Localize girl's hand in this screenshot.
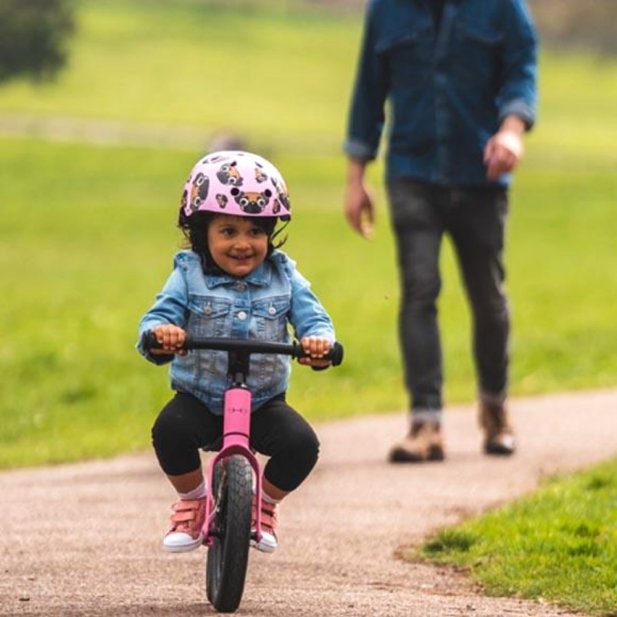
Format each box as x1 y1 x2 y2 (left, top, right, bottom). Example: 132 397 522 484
298 336 332 369
150 324 187 356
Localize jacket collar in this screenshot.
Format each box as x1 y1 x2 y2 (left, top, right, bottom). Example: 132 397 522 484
205 261 272 289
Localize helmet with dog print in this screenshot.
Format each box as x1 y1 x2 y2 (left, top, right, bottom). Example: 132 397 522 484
180 151 291 220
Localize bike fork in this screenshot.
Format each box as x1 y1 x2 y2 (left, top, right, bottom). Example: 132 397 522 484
203 386 263 544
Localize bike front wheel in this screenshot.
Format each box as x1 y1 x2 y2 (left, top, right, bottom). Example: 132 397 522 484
206 454 253 613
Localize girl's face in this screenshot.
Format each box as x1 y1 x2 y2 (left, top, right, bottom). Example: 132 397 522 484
207 214 269 277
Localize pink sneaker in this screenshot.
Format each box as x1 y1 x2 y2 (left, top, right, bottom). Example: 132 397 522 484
163 498 206 553
251 495 278 553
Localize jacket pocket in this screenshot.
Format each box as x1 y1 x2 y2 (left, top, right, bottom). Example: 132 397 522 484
375 30 423 54
186 295 232 338
456 24 503 47
453 24 503 86
375 27 433 84
252 298 290 341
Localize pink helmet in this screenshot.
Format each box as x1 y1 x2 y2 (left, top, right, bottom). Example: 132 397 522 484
180 151 291 220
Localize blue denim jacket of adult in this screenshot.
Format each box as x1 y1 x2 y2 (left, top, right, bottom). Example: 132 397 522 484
344 0 538 187
137 250 335 415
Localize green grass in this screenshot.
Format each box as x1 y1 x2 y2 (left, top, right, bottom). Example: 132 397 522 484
1 135 616 468
1 0 616 467
0 0 361 149
1 1 617 613
0 136 402 468
419 459 617 616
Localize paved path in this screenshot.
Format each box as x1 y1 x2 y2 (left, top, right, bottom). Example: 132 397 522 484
2 389 616 616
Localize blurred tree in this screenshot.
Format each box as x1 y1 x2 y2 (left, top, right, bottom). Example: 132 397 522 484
528 0 617 54
0 0 75 83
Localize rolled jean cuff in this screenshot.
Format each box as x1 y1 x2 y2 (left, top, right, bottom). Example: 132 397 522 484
479 390 507 406
411 408 442 424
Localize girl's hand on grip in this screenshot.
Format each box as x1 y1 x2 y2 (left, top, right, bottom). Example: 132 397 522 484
298 336 332 369
150 324 187 356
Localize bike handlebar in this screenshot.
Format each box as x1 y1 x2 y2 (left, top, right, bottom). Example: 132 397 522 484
143 331 344 367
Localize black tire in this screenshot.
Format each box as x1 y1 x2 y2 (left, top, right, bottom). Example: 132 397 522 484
206 455 253 613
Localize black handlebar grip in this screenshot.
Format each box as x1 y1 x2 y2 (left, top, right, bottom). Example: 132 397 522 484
329 342 344 367
142 330 162 350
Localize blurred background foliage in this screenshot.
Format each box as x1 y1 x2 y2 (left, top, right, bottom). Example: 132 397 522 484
3 0 617 90
0 0 75 83
528 0 617 55
181 0 617 55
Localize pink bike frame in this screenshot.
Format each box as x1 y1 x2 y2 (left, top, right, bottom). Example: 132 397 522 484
202 386 263 546
142 330 343 551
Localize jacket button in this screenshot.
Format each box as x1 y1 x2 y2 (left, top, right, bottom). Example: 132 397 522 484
268 306 276 315
237 311 247 320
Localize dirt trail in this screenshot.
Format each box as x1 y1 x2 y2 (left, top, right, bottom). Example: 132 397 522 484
2 388 616 616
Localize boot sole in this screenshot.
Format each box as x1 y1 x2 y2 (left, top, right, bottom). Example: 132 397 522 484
388 445 445 463
484 443 515 456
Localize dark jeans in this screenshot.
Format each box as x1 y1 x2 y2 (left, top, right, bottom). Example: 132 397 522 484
387 178 510 411
152 392 320 492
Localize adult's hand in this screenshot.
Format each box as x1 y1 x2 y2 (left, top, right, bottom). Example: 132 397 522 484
344 158 375 238
484 116 526 181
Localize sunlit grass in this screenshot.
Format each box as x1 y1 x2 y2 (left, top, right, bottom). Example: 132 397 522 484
2 132 617 468
0 0 361 147
419 460 617 615
1 1 616 468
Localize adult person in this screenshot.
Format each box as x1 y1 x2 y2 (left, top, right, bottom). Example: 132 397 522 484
343 0 538 462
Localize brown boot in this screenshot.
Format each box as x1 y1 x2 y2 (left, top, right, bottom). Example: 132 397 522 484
388 421 445 463
479 401 515 455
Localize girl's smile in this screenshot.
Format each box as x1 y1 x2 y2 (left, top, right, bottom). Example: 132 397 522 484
207 215 269 277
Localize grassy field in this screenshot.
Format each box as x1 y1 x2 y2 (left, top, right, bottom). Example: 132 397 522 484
1 0 616 465
419 459 617 616
0 0 361 147
1 1 617 613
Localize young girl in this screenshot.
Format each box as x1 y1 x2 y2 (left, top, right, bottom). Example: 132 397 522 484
137 151 336 554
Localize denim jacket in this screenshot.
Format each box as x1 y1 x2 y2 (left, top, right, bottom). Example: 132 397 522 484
344 0 538 186
137 250 335 414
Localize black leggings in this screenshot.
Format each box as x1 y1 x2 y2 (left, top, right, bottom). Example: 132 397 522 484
151 392 320 492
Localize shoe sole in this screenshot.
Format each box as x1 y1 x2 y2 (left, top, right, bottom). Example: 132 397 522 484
163 534 204 553
484 444 515 456
388 445 445 463
250 539 277 553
